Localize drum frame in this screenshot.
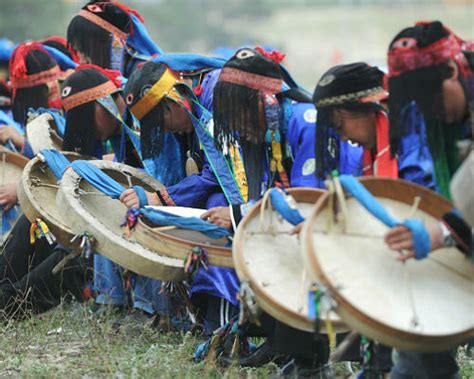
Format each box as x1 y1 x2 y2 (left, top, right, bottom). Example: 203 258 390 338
57 160 186 281
233 187 345 332
302 177 473 352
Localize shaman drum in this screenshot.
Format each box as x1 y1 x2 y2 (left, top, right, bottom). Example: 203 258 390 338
57 160 186 281
302 177 474 352
233 188 345 333
132 206 233 268
17 152 85 249
0 148 29 244
26 112 63 155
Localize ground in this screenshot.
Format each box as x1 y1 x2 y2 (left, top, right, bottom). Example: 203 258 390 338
0 301 472 378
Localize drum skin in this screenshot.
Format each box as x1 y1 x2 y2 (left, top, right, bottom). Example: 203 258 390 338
133 206 233 268
17 152 84 249
57 160 186 281
26 113 63 155
302 177 474 352
233 188 345 333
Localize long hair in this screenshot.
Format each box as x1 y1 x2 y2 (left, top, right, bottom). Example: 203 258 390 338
67 1 131 69
62 100 97 155
67 16 112 68
213 81 267 200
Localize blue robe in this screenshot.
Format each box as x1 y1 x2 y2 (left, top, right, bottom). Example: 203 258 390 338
160 72 363 306
396 101 436 191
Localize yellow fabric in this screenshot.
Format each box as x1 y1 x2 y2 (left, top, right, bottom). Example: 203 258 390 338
130 69 179 120
229 144 248 202
270 134 289 187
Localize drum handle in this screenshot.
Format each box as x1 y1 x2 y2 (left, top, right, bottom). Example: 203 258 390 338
259 189 274 232
333 176 349 232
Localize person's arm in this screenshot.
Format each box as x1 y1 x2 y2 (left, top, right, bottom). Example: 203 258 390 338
120 163 221 209
384 211 472 261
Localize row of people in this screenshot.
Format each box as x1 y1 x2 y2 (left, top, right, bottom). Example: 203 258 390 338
0 1 471 377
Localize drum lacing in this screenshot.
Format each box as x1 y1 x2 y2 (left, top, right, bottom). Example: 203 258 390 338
237 282 261 326
70 232 96 259
184 246 209 278
308 282 336 349
29 218 56 245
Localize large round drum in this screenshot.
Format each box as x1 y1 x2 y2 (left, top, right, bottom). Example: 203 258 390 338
26 113 63 155
17 152 84 249
57 160 186 281
233 188 345 332
302 177 474 352
132 206 233 268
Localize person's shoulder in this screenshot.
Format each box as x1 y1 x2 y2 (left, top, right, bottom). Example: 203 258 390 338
289 102 317 125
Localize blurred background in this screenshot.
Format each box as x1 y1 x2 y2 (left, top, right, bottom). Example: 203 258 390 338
0 0 472 89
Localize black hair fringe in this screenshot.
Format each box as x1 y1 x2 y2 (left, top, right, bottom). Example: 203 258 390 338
67 15 111 68
388 63 451 156
12 85 49 124
213 82 264 147
62 101 97 155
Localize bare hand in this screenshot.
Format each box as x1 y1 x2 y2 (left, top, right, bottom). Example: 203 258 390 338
119 188 160 209
201 207 232 229
0 125 25 149
384 222 443 262
0 183 19 211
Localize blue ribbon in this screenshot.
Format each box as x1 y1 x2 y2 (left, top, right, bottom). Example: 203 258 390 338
269 188 304 226
42 45 78 71
133 185 148 208
338 175 431 259
139 207 230 239
70 160 125 199
40 149 70 180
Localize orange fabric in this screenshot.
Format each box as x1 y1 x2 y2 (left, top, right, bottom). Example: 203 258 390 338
362 111 398 178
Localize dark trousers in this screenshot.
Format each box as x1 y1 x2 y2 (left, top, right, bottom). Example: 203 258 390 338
390 350 459 379
0 215 89 317
249 312 330 365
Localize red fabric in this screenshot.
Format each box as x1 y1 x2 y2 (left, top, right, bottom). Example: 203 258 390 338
9 42 49 85
362 112 398 178
255 46 286 64
388 22 473 78
76 64 122 88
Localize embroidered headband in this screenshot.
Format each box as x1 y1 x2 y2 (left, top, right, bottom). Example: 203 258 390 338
315 86 387 108
130 68 181 120
62 80 118 111
219 67 282 94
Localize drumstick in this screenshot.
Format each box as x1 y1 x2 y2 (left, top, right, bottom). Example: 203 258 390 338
333 176 348 232
329 331 359 363
259 189 272 233
398 195 422 329
152 225 177 232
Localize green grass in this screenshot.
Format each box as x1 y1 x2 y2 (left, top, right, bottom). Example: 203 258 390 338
0 301 277 378
0 301 472 378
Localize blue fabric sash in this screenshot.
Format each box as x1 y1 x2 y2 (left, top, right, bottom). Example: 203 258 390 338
269 188 305 226
70 160 230 238
42 45 78 71
338 175 431 259
40 149 70 180
151 54 225 72
126 14 164 56
185 97 244 205
71 160 125 199
138 207 230 239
